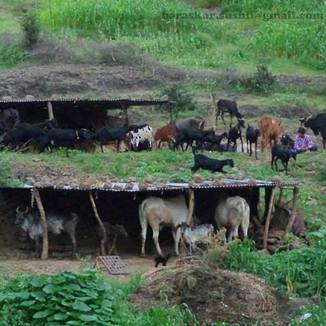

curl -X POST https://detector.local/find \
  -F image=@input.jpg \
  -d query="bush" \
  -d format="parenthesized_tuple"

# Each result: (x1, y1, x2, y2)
(240, 65, 277, 94)
(0, 270, 115, 325)
(161, 86, 196, 119)
(20, 10, 39, 49)
(215, 240, 326, 297)
(0, 42, 26, 68)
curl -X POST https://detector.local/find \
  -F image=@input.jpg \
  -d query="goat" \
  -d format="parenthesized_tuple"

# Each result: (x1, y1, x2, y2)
(191, 154, 234, 173)
(178, 222, 214, 255)
(15, 206, 79, 257)
(97, 222, 128, 255)
(138, 195, 190, 256)
(280, 134, 294, 149)
(271, 143, 297, 175)
(227, 120, 244, 152)
(214, 196, 250, 242)
(259, 116, 283, 152)
(154, 254, 172, 267)
(154, 123, 177, 149)
(246, 125, 260, 159)
(216, 99, 243, 128)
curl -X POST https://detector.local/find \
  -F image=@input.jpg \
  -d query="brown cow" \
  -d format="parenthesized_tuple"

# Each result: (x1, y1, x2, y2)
(154, 123, 177, 149)
(258, 116, 283, 152)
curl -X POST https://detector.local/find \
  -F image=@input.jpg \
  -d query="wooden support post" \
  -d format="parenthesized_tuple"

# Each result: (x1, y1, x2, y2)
(210, 93, 217, 130)
(33, 188, 48, 259)
(285, 186, 299, 233)
(187, 190, 195, 225)
(263, 187, 276, 250)
(89, 191, 107, 255)
(47, 101, 54, 120)
(122, 105, 129, 126)
(168, 103, 173, 123)
(277, 187, 284, 206)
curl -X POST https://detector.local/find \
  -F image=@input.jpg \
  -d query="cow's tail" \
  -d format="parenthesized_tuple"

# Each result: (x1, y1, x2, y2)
(138, 200, 147, 229)
(239, 202, 250, 238)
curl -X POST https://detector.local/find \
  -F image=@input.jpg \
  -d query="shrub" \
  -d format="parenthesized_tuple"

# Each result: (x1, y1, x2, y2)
(240, 65, 277, 94)
(215, 240, 326, 297)
(20, 10, 39, 49)
(0, 270, 115, 325)
(161, 86, 196, 119)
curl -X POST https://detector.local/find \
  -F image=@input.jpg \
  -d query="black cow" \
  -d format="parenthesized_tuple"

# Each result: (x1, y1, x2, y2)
(246, 125, 260, 159)
(300, 113, 326, 149)
(227, 121, 244, 152)
(216, 99, 243, 128)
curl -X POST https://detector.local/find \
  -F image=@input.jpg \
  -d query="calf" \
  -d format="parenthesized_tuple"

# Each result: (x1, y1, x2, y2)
(300, 113, 326, 149)
(227, 120, 245, 152)
(259, 116, 283, 152)
(138, 195, 190, 256)
(178, 222, 214, 255)
(15, 206, 79, 257)
(214, 196, 250, 242)
(38, 128, 94, 154)
(97, 222, 128, 255)
(126, 124, 154, 151)
(154, 123, 177, 148)
(216, 99, 243, 128)
(246, 125, 260, 159)
(94, 127, 128, 152)
(191, 154, 234, 173)
(271, 143, 297, 175)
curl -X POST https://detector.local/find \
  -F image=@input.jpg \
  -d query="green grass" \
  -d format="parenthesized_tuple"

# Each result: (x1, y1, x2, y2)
(37, 0, 326, 73)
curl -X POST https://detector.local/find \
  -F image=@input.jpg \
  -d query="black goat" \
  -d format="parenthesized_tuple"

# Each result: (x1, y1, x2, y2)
(271, 144, 297, 175)
(280, 134, 294, 149)
(191, 154, 234, 173)
(154, 254, 172, 268)
(227, 121, 244, 152)
(216, 99, 243, 128)
(246, 125, 260, 159)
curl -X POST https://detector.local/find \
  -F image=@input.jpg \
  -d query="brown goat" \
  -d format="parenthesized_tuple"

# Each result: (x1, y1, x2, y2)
(258, 116, 283, 152)
(154, 123, 177, 148)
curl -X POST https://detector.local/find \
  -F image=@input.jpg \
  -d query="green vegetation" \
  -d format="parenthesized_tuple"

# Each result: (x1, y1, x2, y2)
(38, 0, 326, 72)
(214, 240, 326, 297)
(0, 270, 195, 326)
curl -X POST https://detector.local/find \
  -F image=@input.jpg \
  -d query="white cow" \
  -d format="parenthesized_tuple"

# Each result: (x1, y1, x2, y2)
(126, 125, 154, 151)
(214, 196, 250, 242)
(138, 195, 190, 256)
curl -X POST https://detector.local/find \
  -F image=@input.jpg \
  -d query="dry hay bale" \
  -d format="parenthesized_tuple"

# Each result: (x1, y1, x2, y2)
(130, 260, 287, 325)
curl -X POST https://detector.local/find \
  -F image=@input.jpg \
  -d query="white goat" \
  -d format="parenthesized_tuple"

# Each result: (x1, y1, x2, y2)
(138, 195, 190, 256)
(179, 222, 214, 254)
(214, 196, 250, 242)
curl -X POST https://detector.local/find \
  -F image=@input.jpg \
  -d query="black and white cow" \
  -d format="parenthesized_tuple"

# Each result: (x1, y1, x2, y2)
(125, 124, 154, 151)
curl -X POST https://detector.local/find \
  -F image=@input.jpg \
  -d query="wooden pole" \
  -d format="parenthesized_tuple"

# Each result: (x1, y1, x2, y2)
(47, 101, 54, 120)
(33, 188, 48, 259)
(122, 105, 129, 126)
(285, 186, 299, 233)
(187, 190, 195, 225)
(277, 187, 284, 206)
(210, 93, 217, 130)
(89, 191, 107, 255)
(263, 187, 276, 249)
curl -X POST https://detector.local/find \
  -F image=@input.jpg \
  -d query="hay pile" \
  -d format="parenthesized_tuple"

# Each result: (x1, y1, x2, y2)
(130, 258, 287, 325)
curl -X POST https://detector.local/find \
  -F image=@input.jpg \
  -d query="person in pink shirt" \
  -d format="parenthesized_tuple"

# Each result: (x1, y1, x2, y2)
(294, 127, 317, 153)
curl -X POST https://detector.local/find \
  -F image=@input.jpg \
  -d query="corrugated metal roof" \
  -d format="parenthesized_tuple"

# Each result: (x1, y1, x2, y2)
(0, 98, 171, 110)
(3, 179, 298, 192)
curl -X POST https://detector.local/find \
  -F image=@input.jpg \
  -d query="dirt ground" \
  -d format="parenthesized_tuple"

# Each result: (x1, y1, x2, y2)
(0, 254, 158, 280)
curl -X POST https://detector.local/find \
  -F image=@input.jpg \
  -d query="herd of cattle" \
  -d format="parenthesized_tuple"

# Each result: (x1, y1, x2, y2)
(1, 100, 325, 175)
(2, 99, 326, 259)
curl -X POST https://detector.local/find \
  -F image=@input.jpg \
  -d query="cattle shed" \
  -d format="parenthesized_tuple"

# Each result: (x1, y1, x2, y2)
(0, 98, 173, 129)
(0, 179, 299, 259)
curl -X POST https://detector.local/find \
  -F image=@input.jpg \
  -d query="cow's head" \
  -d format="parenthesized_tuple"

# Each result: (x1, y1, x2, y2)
(238, 118, 245, 128)
(15, 206, 29, 225)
